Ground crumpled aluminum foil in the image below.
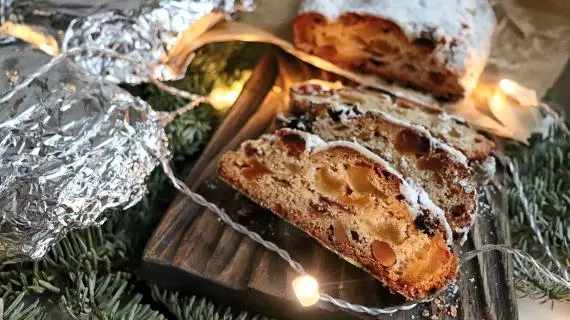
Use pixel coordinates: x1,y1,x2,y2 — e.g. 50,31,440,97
0,45,169,262
0,0,14,44
60,0,254,83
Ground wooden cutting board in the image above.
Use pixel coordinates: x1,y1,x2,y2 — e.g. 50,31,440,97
142,48,518,320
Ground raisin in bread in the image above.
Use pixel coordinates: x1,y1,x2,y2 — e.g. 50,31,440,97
218,129,458,300
281,97,477,242
289,82,495,163
293,0,496,100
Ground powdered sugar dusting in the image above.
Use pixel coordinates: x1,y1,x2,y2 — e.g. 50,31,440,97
298,0,496,94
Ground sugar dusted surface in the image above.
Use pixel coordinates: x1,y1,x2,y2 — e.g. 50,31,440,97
298,0,496,93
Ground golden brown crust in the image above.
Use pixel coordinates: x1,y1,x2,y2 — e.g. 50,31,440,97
218,133,458,300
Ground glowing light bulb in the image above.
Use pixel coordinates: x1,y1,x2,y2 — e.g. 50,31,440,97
499,79,517,95
498,78,538,107
292,275,320,307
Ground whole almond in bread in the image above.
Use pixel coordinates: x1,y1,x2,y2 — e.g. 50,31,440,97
293,0,496,100
218,129,458,300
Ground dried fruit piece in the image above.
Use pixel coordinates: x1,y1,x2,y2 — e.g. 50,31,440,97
371,240,397,267
394,129,431,156
338,194,370,207
412,37,437,51
244,143,262,157
315,167,346,196
333,220,350,244
402,234,448,283
345,166,385,197
429,71,446,86
414,212,440,237
278,131,306,156
417,156,446,172
350,230,360,242
241,159,271,180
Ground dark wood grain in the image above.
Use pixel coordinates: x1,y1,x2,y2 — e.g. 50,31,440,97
142,49,518,320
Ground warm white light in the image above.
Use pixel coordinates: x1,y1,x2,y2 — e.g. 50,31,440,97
489,94,504,110
292,275,320,307
499,79,517,95
209,87,241,110
208,71,252,111
498,78,538,107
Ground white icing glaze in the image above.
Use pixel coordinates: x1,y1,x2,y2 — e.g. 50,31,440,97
277,128,453,245
298,0,496,94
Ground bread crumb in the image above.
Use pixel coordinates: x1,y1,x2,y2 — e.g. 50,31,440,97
450,305,458,317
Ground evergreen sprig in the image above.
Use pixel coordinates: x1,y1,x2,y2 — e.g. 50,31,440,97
0,42,268,319
150,286,271,320
506,128,570,301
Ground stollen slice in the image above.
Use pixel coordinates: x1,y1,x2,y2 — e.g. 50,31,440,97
218,129,458,300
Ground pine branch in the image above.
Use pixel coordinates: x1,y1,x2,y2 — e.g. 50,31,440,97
506,128,570,301
0,292,46,320
150,286,273,320
58,272,165,320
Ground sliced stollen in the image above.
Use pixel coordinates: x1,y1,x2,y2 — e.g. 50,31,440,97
289,82,495,164
293,0,496,100
218,129,458,300
281,90,477,242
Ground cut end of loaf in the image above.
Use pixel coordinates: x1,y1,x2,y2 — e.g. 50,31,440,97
293,12,466,100
218,129,459,300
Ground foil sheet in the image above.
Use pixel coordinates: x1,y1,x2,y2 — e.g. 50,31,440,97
60,0,254,83
0,45,169,262
0,0,14,44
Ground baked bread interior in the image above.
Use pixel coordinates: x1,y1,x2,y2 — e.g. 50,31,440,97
281,88,478,242
218,129,459,300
